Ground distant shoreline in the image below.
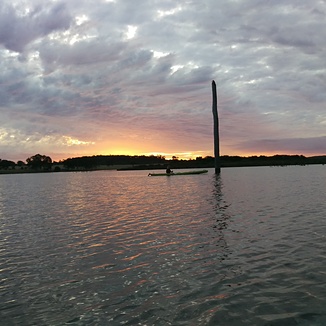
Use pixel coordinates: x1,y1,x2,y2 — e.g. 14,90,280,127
1,157,325,175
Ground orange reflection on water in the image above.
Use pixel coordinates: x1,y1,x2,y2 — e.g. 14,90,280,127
122,253,142,261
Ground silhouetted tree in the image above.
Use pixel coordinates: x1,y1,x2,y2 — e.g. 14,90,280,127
26,154,52,170
16,160,26,170
0,159,16,170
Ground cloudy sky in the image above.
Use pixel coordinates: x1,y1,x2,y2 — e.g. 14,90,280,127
1,0,326,162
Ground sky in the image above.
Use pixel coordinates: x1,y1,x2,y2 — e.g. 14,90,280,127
1,0,326,162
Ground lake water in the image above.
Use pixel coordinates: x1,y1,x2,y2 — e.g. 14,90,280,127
1,166,326,325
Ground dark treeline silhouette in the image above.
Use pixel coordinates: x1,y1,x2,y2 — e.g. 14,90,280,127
220,154,309,167
70,154,325,170
63,155,166,169
154,154,326,169
0,154,52,171
1,154,326,173
0,159,16,170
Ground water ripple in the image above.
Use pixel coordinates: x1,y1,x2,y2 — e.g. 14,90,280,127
1,167,326,324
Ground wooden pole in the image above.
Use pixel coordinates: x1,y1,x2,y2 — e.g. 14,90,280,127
212,80,220,174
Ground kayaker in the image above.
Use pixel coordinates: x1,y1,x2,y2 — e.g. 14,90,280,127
166,165,173,174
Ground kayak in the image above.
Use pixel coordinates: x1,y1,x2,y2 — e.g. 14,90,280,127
148,169,208,176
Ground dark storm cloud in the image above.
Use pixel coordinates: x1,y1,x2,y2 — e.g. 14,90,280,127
0,2,72,52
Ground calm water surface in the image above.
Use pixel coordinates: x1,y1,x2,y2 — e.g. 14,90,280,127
1,166,326,325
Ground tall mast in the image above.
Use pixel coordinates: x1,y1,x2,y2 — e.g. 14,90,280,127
212,80,220,174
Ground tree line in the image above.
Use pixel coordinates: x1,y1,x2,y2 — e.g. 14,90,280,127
0,154,168,171
1,153,326,172
0,154,52,170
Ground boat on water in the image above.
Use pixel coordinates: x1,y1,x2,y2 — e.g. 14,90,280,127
148,169,208,176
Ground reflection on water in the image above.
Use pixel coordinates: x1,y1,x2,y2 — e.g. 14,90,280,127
0,167,326,325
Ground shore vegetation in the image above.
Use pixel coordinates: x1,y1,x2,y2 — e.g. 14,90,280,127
1,154,326,174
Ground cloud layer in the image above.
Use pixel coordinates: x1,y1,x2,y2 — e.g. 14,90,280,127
1,0,326,161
